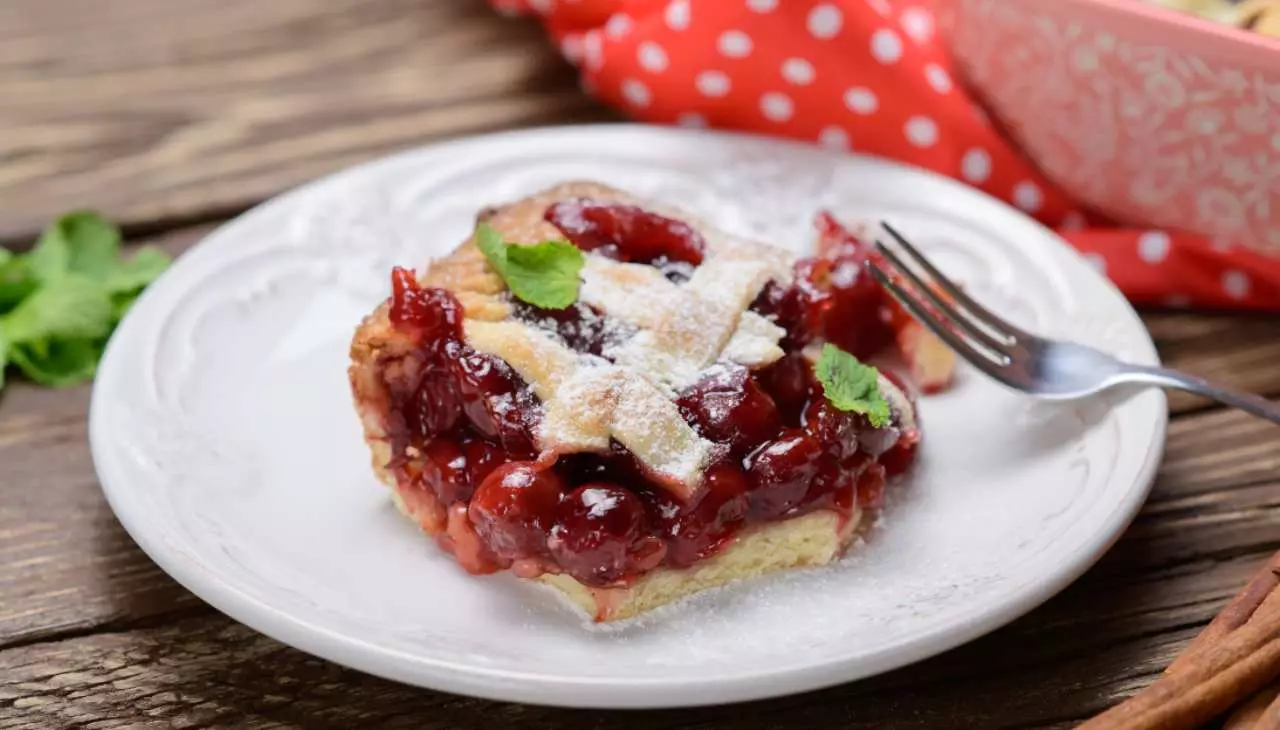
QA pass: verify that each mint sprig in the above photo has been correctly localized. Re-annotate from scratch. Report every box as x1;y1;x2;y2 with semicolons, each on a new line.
814;343;891;428
0;212;170;393
475;223;584;309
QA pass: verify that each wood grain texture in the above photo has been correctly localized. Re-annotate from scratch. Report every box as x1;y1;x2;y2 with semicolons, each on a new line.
0;0;612;242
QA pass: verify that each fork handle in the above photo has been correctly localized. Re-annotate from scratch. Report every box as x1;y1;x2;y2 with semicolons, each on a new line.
1120;365;1280;424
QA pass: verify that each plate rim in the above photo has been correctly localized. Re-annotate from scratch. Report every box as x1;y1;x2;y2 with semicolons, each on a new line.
89;122;1168;708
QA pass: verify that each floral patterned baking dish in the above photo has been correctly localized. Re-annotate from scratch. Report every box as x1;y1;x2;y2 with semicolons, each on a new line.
935;0;1280;256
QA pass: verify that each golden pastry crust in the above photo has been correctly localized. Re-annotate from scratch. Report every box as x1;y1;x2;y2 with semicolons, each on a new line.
349;181;872;622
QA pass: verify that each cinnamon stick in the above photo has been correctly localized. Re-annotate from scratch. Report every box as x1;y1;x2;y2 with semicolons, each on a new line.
1222;680;1280;729
1078;550;1280;730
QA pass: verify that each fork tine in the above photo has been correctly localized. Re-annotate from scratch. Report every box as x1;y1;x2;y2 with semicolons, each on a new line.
868;261;1012;381
874;242;1014;357
879;222;1026;343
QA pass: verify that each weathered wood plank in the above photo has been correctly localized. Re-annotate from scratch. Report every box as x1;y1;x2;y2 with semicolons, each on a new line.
0;0;611;242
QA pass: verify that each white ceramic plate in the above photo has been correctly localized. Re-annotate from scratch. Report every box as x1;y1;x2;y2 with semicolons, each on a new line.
91;125;1166;709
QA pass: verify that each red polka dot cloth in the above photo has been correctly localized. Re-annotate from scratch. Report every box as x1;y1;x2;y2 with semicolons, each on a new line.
490;0;1280;311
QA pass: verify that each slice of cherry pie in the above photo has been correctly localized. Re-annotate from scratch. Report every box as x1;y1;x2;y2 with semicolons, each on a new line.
348;182;954;622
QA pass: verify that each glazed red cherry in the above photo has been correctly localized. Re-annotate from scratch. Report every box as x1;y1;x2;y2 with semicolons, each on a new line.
468;462;566;560
856;462;888;509
649;462;750;567
745;429;825;521
757;353;814;424
420;436;471;504
801;397;863;461
389;267;462;342
461;436;506;492
408;363;463;438
676;364;781;456
878;427;919;477
545;199;706;266
514;301;613;356
549;483;665;586
811;212;896;358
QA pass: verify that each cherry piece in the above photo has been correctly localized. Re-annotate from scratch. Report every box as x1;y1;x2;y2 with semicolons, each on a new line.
855;462;888;509
549;483;665;586
461;436;506;493
514;301;614;357
757;354;814;425
745;429;825;521
801;397;863;461
388;267;463;342
545;199;706;266
648;462;750;567
420;436;471;505
468;462;566;560
879;427;920;477
676;364;782;456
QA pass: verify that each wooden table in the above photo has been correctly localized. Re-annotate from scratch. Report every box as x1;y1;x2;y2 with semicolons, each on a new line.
2;2;1277;727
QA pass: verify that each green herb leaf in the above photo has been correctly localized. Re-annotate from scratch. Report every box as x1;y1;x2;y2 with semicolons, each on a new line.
27;211;124;283
0;254;37;313
104;246;170;294
475;223;584;309
0;274;114;345
0;327;8;391
6;337;101;388
814;343;891;428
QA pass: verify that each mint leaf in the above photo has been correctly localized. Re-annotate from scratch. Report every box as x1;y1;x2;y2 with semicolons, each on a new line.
814;343;891;428
0;254;37;312
0;274;114;344
475;223;584;309
27;211;123;283
104;246;169;294
6;338;101;387
0;327;8;390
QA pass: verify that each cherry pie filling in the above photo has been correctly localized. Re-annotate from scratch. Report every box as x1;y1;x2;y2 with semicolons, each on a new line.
378;200;921;588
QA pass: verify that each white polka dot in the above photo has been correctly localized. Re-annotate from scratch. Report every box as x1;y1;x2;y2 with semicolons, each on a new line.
665;0;691;30
560;35;584;63
960;148;991;183
583;32;604;71
818;126;850;150
528;0;554;14
718;30;753;58
1060;211;1087;230
621;78;651;108
606;13;633;39
760;92;794;122
1223;270;1251;299
1164;294;1191;308
808;4;843;39
781;57;815;85
925;63;952;93
1085;253;1107;274
900;6;935;42
904;115;939;147
870;28;903;64
746;0;778;12
695;70;731;97
1137;231;1171;263
637;41;668;72
1013;181;1043;212
844;87;878;114
677;112;708;128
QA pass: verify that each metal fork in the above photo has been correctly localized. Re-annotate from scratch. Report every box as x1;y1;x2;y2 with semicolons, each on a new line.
867;222;1280;424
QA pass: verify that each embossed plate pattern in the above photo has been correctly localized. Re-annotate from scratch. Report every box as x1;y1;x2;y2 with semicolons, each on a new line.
90;125;1166;709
